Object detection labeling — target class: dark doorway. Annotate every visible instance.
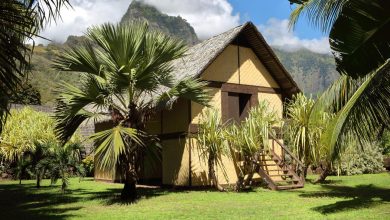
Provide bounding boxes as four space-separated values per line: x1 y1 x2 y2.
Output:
227 92 252 123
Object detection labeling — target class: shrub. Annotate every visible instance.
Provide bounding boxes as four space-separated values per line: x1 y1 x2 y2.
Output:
336 141 385 175
82 155 95 177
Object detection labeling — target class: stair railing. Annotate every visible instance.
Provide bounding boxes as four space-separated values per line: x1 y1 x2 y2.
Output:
269 133 305 183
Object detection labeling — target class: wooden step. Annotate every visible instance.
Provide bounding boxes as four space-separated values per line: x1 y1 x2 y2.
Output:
276 184 304 190
268 174 293 178
265 169 289 172
260 163 279 166
273 179 300 183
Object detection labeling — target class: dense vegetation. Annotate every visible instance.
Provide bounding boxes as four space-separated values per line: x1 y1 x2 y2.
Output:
0 107 85 190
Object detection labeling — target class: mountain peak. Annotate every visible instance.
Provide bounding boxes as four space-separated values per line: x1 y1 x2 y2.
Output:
121 0 199 45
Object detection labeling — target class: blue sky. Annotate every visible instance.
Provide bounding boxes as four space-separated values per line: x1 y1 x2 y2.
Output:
37 0 330 53
229 0 323 39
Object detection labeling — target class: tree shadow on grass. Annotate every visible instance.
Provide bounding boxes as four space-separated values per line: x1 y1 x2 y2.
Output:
0 183 83 220
299 184 390 215
78 185 219 205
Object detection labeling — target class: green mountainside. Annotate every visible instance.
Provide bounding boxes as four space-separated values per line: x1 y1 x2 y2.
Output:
25 1 339 105
121 1 199 45
274 48 338 95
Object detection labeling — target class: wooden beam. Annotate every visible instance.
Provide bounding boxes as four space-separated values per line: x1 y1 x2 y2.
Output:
204 81 283 94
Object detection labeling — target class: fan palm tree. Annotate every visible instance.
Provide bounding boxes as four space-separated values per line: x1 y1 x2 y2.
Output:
53 22 209 200
0 0 70 132
288 0 390 181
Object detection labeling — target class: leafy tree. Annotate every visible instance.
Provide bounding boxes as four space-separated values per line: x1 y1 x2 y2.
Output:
9 82 41 105
53 22 209 200
0 0 70 132
288 0 390 181
196 108 229 191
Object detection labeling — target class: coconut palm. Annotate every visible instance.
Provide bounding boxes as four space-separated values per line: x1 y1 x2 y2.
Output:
196 108 229 191
0 0 70 132
53 22 209 200
288 0 390 181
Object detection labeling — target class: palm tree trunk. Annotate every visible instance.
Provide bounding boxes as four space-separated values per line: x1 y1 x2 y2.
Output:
36 170 41 188
208 154 225 191
121 166 137 200
314 163 330 183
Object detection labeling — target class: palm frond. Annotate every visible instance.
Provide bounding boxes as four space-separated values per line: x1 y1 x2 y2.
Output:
155 78 210 109
288 0 348 33
90 126 143 171
330 0 390 77
321 60 390 161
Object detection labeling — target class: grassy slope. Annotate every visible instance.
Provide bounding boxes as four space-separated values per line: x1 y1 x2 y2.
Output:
0 173 389 219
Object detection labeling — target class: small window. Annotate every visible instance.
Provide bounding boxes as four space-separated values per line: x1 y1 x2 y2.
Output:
227 92 251 123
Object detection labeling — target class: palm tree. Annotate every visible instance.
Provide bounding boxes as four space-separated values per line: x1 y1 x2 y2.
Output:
288 0 390 181
0 0 70 132
196 108 229 191
53 22 209 200
39 141 84 192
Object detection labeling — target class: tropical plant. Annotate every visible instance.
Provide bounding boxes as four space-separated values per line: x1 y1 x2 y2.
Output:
0 0 70 132
284 93 333 177
82 155 95 177
53 22 209 200
226 101 279 190
38 141 85 192
336 141 385 176
196 108 229 191
0 107 57 162
288 0 390 181
0 107 83 189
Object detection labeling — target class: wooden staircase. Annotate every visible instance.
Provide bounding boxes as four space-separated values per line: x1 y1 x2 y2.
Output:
254 134 305 190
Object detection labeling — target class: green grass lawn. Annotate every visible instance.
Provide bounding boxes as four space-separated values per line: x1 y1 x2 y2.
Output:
0 173 389 220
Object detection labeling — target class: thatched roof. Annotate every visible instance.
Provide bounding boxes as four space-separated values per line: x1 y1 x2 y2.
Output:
171 22 300 98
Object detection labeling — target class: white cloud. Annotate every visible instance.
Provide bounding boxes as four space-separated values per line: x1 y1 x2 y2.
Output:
258 18 330 54
35 0 240 44
35 0 130 44
142 0 240 39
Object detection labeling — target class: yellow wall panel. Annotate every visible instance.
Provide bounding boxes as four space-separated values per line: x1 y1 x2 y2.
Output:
201 45 239 84
258 93 283 118
162 99 189 134
239 46 280 88
162 138 189 185
189 138 209 186
146 112 161 134
191 88 221 124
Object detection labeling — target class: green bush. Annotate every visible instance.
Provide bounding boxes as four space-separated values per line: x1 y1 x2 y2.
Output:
82 155 94 177
336 142 385 175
